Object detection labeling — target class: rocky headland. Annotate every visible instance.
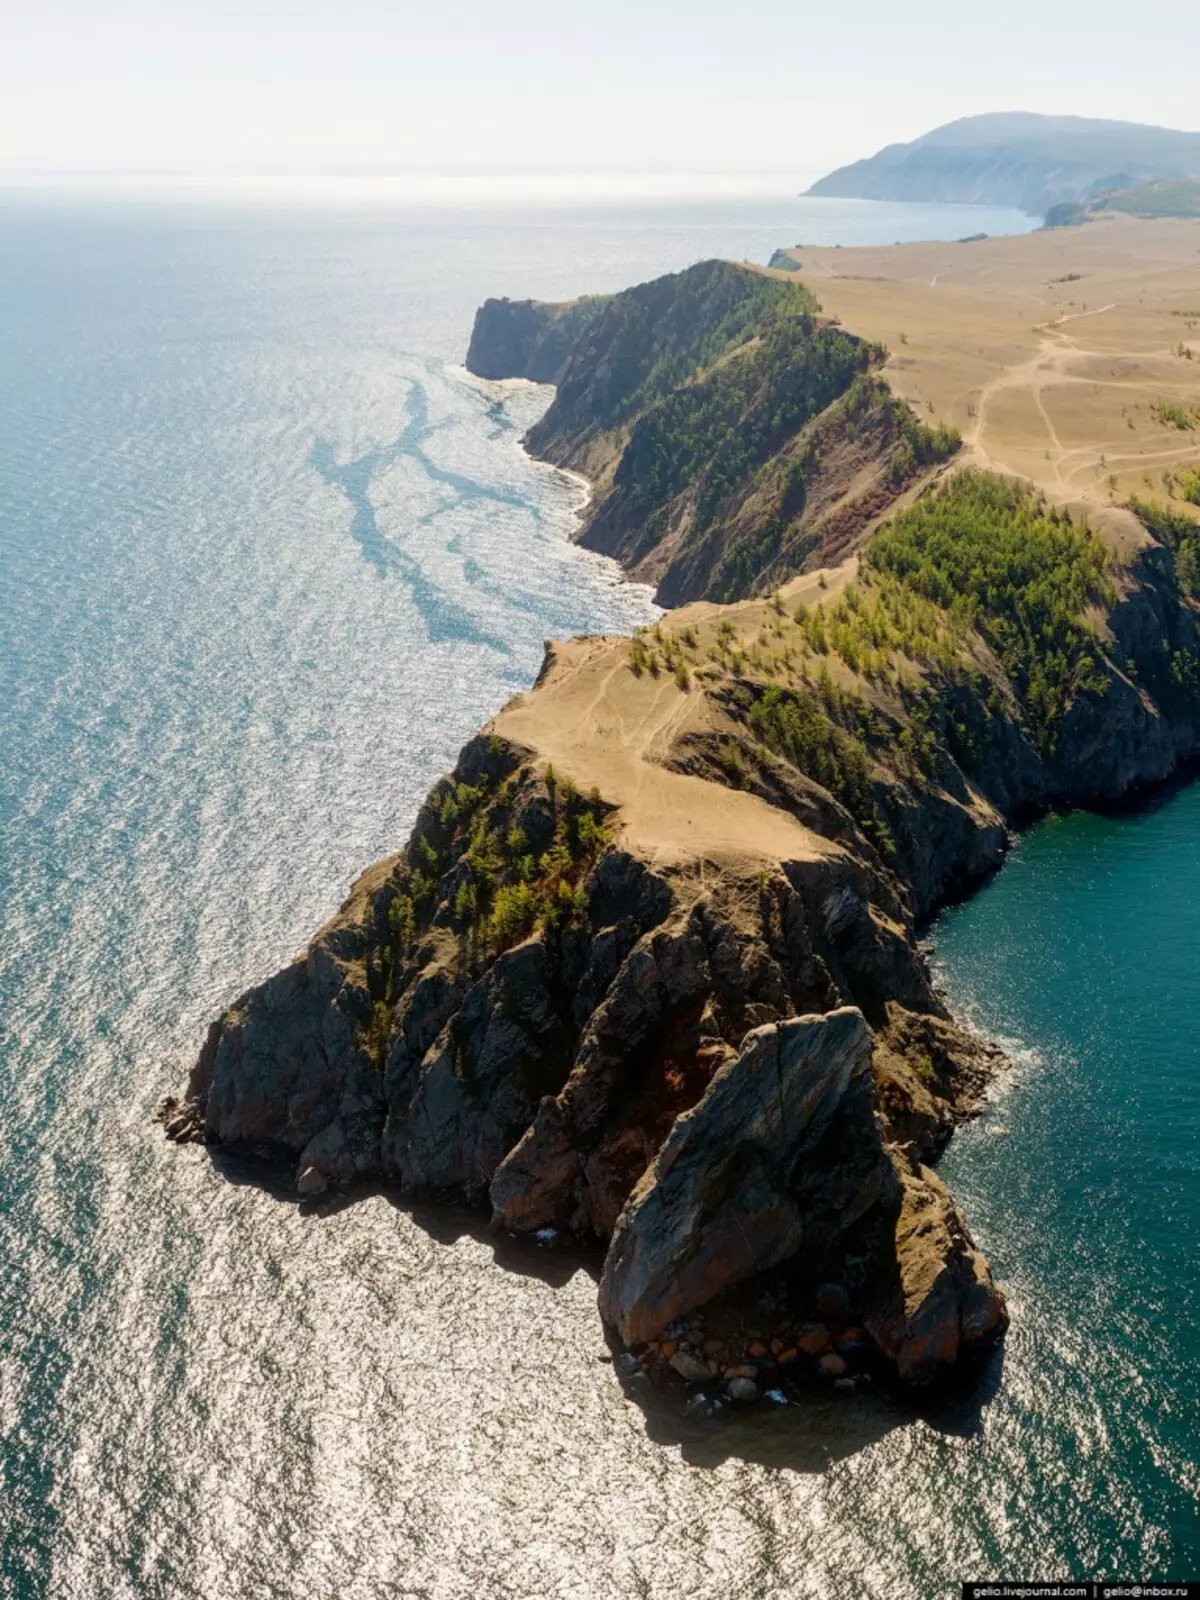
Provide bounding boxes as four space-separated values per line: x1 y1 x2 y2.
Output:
464 260 961 607
164 258 1200 1403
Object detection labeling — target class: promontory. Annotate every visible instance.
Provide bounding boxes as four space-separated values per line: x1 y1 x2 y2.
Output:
163 236 1200 1401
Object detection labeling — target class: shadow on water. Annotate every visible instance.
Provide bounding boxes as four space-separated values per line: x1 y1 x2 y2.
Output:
396 1190 602 1293
204 1145 1004 1470
1088 751 1200 819
207 1143 300 1205
206 1144 596 1294
615 1342 1004 1474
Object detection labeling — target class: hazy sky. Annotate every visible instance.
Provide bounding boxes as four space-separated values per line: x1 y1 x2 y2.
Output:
2 0 1197 182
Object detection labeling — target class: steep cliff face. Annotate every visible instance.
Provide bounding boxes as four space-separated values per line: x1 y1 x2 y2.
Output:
467 260 959 605
463 294 607 385
171 723 1001 1387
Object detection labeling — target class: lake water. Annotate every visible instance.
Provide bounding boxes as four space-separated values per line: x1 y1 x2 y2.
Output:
11 187 1190 1599
930 792 1200 1583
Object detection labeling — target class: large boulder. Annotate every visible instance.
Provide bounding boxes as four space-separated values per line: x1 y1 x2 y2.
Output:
597 1007 896 1344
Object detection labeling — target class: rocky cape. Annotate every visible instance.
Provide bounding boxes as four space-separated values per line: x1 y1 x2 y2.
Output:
164 261 1200 1402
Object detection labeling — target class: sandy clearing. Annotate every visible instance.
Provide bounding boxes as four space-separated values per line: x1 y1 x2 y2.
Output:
493 632 837 873
491 573 875 875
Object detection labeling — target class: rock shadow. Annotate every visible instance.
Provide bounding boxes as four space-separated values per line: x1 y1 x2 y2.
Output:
204 1144 599 1294
617 1340 1004 1474
388 1189 603 1292
200 1143 1002 1473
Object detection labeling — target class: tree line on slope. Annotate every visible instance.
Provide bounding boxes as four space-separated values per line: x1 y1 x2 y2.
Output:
864 471 1114 736
622 472 1136 878
706 374 961 604
545 262 821 440
1132 493 1200 599
614 311 876 536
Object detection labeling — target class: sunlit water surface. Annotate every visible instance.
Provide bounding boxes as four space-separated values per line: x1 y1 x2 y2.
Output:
10 192 1191 1599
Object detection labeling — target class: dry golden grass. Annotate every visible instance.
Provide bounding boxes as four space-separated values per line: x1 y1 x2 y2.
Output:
490 560 972 886
490 568 870 873
765 214 1200 512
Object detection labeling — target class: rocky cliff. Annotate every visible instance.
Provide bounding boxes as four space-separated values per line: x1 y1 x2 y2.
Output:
463 293 608 385
466 259 960 606
166 722 1008 1391
166 438 1200 1396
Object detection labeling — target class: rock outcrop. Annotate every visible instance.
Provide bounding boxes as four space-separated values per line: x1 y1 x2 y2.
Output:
864 1160 1009 1386
464 294 606 386
167 659 1019 1388
184 858 395 1188
170 695 1017 1388
597 1009 893 1344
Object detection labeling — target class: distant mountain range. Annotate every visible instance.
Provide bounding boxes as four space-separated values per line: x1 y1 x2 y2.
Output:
806 113 1200 218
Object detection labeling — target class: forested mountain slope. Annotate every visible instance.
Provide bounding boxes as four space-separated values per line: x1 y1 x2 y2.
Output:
806 113 1200 218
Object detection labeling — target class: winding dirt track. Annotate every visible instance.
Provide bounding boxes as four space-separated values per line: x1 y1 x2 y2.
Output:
970 305 1115 488
769 215 1200 515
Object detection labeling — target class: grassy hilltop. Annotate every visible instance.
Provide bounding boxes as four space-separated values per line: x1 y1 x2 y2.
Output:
771 217 1200 516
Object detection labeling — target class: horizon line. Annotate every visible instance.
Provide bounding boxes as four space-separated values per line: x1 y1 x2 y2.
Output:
0 161 826 180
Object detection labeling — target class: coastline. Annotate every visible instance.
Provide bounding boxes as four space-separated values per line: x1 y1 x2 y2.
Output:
15 186 1200 1600
458 358 663 616
165 255 1200 1406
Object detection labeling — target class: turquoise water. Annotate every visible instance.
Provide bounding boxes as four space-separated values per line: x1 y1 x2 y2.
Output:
930 794 1200 1579
19 189 1196 1600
